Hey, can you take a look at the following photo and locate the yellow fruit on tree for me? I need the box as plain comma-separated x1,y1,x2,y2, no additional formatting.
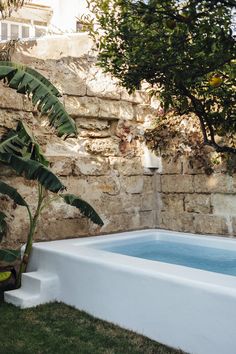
0,271,11,282
209,76,223,88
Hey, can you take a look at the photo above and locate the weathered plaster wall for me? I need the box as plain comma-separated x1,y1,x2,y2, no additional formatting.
0,34,158,245
0,33,235,246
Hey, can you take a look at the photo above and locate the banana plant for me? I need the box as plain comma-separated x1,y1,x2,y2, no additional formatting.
0,61,77,137
0,122,103,287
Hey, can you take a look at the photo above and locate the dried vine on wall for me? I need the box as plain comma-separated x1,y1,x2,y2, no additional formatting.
144,112,236,175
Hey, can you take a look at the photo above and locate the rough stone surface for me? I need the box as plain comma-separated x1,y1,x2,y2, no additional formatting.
122,176,144,194
193,214,229,235
211,194,236,215
194,174,232,193
161,194,184,212
161,175,194,193
158,211,194,233
0,34,235,244
184,194,212,214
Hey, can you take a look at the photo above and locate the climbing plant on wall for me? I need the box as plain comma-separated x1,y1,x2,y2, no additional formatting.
88,0,236,155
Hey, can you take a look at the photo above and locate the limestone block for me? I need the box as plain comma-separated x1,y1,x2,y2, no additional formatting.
45,137,86,157
193,174,232,193
211,194,236,215
231,218,236,235
65,96,100,117
35,217,89,241
50,59,87,96
62,177,103,200
121,90,150,104
134,104,156,123
100,212,141,233
139,210,156,228
76,118,109,131
79,130,111,138
155,174,162,192
231,176,236,193
161,193,184,212
50,156,75,176
109,157,143,176
141,192,156,211
86,66,121,99
99,99,134,120
193,214,228,235
88,175,120,195
143,176,155,193
0,84,24,110
122,194,142,212
85,137,120,156
74,156,109,176
184,194,211,214
161,158,182,174
122,176,144,194
182,157,206,175
159,211,194,233
0,163,15,177
94,195,126,215
161,175,194,193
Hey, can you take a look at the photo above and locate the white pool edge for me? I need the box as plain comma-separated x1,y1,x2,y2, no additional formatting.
5,229,236,354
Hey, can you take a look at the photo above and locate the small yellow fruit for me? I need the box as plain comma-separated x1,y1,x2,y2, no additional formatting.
0,271,11,282
209,76,223,88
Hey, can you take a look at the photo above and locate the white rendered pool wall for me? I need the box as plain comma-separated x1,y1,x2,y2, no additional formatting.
26,230,236,354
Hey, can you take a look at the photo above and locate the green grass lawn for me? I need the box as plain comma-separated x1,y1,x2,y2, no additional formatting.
0,293,185,354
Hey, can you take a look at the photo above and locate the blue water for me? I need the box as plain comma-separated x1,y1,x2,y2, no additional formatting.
101,240,236,276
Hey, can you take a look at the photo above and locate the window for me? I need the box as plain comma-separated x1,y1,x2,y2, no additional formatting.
22,26,30,39
10,24,19,39
0,21,47,42
35,26,46,38
1,23,7,40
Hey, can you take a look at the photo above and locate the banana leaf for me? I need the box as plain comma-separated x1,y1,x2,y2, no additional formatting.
0,121,49,166
0,249,21,267
0,181,28,207
0,211,7,242
61,194,104,226
0,61,77,137
0,153,65,193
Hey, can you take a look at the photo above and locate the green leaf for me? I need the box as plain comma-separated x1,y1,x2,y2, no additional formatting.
0,121,49,166
0,211,7,242
0,271,11,282
0,249,21,265
0,153,65,193
61,194,104,226
0,61,77,137
0,181,28,207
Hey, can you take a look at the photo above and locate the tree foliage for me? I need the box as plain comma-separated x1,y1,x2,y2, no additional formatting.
88,0,236,153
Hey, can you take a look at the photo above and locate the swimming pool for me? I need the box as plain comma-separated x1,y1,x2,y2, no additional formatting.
94,237,236,276
5,229,236,354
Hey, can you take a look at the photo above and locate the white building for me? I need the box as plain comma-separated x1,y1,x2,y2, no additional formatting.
0,0,88,41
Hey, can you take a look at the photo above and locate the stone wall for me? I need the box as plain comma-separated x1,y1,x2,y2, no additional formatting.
0,34,158,245
156,158,236,236
0,33,235,246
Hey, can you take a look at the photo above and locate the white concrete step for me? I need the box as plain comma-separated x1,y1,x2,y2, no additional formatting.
4,289,41,309
4,271,60,308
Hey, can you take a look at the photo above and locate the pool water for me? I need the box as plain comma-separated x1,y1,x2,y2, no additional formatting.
100,240,236,276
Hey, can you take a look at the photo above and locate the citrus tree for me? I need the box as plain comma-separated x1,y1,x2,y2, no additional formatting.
88,0,236,153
